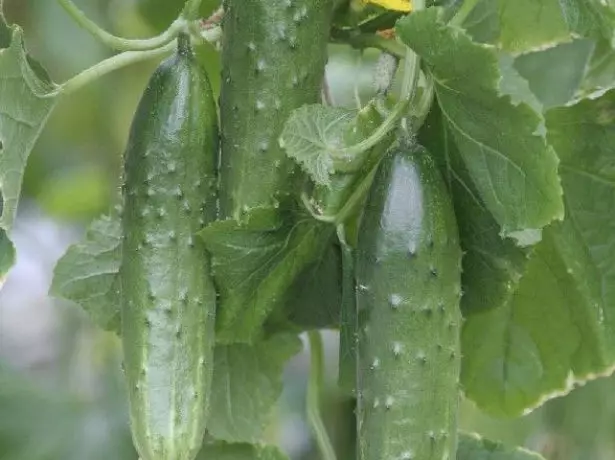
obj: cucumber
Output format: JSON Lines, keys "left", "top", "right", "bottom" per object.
{"left": 219, "top": 0, "right": 335, "bottom": 220}
{"left": 120, "top": 35, "right": 218, "bottom": 460}
{"left": 356, "top": 141, "right": 462, "bottom": 460}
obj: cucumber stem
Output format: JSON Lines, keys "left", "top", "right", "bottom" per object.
{"left": 56, "top": 0, "right": 185, "bottom": 51}
{"left": 48, "top": 41, "right": 176, "bottom": 98}
{"left": 307, "top": 331, "right": 337, "bottom": 460}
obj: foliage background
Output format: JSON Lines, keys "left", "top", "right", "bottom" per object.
{"left": 1, "top": 1, "right": 615, "bottom": 459}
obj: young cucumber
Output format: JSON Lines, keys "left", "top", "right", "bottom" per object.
{"left": 356, "top": 141, "right": 462, "bottom": 460}
{"left": 120, "top": 35, "right": 218, "bottom": 460}
{"left": 219, "top": 0, "right": 334, "bottom": 220}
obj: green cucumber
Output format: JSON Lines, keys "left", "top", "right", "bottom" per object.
{"left": 356, "top": 141, "right": 462, "bottom": 460}
{"left": 120, "top": 35, "right": 218, "bottom": 460}
{"left": 219, "top": 0, "right": 335, "bottom": 220}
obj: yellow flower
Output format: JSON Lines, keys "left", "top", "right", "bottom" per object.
{"left": 364, "top": 0, "right": 412, "bottom": 12}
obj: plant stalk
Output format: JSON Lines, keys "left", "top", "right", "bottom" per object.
{"left": 307, "top": 330, "right": 337, "bottom": 460}
{"left": 56, "top": 0, "right": 184, "bottom": 51}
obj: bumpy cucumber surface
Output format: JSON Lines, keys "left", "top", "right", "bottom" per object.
{"left": 356, "top": 141, "right": 462, "bottom": 460}
{"left": 219, "top": 0, "right": 334, "bottom": 220}
{"left": 120, "top": 36, "right": 218, "bottom": 460}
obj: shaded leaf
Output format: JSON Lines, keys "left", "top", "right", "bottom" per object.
{"left": 50, "top": 212, "right": 122, "bottom": 333}
{"left": 199, "top": 206, "right": 336, "bottom": 344}
{"left": 513, "top": 39, "right": 595, "bottom": 109}
{"left": 397, "top": 8, "right": 564, "bottom": 239}
{"left": 419, "top": 106, "right": 530, "bottom": 318}
{"left": 208, "top": 334, "right": 302, "bottom": 443}
{"left": 267, "top": 236, "right": 343, "bottom": 332}
{"left": 457, "top": 432, "right": 546, "bottom": 460}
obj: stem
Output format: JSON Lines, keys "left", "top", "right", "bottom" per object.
{"left": 182, "top": 0, "right": 204, "bottom": 20}
{"left": 331, "top": 0, "right": 425, "bottom": 169}
{"left": 57, "top": 0, "right": 184, "bottom": 51}
{"left": 48, "top": 41, "right": 176, "bottom": 98}
{"left": 332, "top": 98, "right": 408, "bottom": 171}
{"left": 408, "top": 71, "right": 435, "bottom": 132}
{"left": 449, "top": 0, "right": 481, "bottom": 27}
{"left": 333, "top": 164, "right": 379, "bottom": 225}
{"left": 307, "top": 331, "right": 337, "bottom": 460}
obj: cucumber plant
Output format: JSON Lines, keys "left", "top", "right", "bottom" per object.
{"left": 120, "top": 34, "right": 218, "bottom": 460}
{"left": 5, "top": 0, "right": 613, "bottom": 460}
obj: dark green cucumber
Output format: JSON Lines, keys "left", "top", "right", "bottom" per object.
{"left": 120, "top": 35, "right": 218, "bottom": 460}
{"left": 356, "top": 141, "right": 462, "bottom": 460}
{"left": 219, "top": 0, "right": 334, "bottom": 220}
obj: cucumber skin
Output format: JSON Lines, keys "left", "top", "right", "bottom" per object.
{"left": 356, "top": 142, "right": 462, "bottom": 460}
{"left": 120, "top": 43, "right": 218, "bottom": 460}
{"left": 219, "top": 0, "right": 334, "bottom": 220}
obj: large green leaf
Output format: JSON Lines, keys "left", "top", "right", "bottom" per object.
{"left": 50, "top": 211, "right": 122, "bottom": 333}
{"left": 546, "top": 89, "right": 615, "bottom": 375}
{"left": 463, "top": 0, "right": 613, "bottom": 52}
{"left": 457, "top": 432, "right": 546, "bottom": 460}
{"left": 460, "top": 88, "right": 615, "bottom": 417}
{"left": 0, "top": 11, "right": 57, "bottom": 284}
{"left": 199, "top": 206, "right": 336, "bottom": 344}
{"left": 208, "top": 334, "right": 302, "bottom": 443}
{"left": 397, "top": 8, "right": 564, "bottom": 240}
{"left": 197, "top": 442, "right": 289, "bottom": 460}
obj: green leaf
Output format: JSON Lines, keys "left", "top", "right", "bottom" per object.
{"left": 461, "top": 234, "right": 582, "bottom": 416}
{"left": 460, "top": 89, "right": 615, "bottom": 417}
{"left": 197, "top": 442, "right": 289, "bottom": 460}
{"left": 208, "top": 334, "right": 302, "bottom": 443}
{"left": 397, "top": 8, "right": 564, "bottom": 239}
{"left": 457, "top": 432, "right": 546, "bottom": 460}
{"left": 50, "top": 211, "right": 122, "bottom": 333}
{"left": 0, "top": 11, "right": 57, "bottom": 283}
{"left": 199, "top": 206, "right": 336, "bottom": 344}
{"left": 462, "top": 0, "right": 571, "bottom": 53}
{"left": 280, "top": 105, "right": 357, "bottom": 186}
{"left": 462, "top": 0, "right": 613, "bottom": 53}
{"left": 0, "top": 12, "right": 56, "bottom": 231}
{"left": 546, "top": 89, "right": 615, "bottom": 375}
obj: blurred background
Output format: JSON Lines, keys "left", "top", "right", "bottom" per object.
{"left": 1, "top": 1, "right": 615, "bottom": 459}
